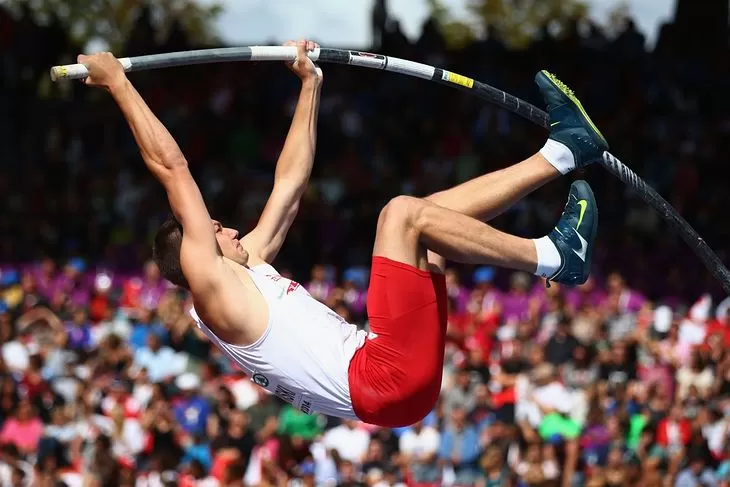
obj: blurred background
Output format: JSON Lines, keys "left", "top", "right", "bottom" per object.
{"left": 1, "top": 0, "right": 730, "bottom": 485}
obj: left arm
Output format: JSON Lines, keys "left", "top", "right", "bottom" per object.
{"left": 242, "top": 40, "right": 323, "bottom": 265}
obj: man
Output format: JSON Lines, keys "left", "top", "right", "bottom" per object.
{"left": 399, "top": 420, "right": 441, "bottom": 484}
{"left": 77, "top": 39, "right": 608, "bottom": 427}
{"left": 544, "top": 314, "right": 580, "bottom": 366}
{"left": 438, "top": 407, "right": 481, "bottom": 485}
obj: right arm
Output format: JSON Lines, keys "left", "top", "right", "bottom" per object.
{"left": 108, "top": 77, "right": 223, "bottom": 295}
{"left": 79, "top": 53, "right": 227, "bottom": 299}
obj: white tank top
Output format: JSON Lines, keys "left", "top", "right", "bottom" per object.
{"left": 189, "top": 263, "right": 367, "bottom": 419}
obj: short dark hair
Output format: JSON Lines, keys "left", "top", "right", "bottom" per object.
{"left": 153, "top": 216, "right": 189, "bottom": 289}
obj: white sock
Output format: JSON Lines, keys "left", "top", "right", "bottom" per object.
{"left": 540, "top": 139, "right": 576, "bottom": 175}
{"left": 533, "top": 236, "right": 562, "bottom": 279}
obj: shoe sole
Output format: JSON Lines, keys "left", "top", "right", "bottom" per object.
{"left": 540, "top": 70, "right": 609, "bottom": 150}
{"left": 571, "top": 180, "right": 598, "bottom": 284}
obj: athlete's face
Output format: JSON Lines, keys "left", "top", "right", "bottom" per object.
{"left": 212, "top": 220, "right": 249, "bottom": 266}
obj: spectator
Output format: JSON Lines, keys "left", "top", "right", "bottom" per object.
{"left": 132, "top": 333, "right": 178, "bottom": 383}
{"left": 445, "top": 268, "right": 470, "bottom": 315}
{"left": 444, "top": 367, "right": 477, "bottom": 416}
{"left": 41, "top": 405, "right": 77, "bottom": 463}
{"left": 246, "top": 386, "right": 280, "bottom": 433}
{"left": 581, "top": 402, "right": 612, "bottom": 467}
{"left": 323, "top": 419, "right": 370, "bottom": 464}
{"left": 399, "top": 419, "right": 441, "bottom": 484}
{"left": 599, "top": 340, "right": 637, "bottom": 388}
{"left": 0, "top": 445, "right": 31, "bottom": 486}
{"left": 361, "top": 438, "right": 388, "bottom": 481}
{"left": 544, "top": 314, "right": 580, "bottom": 366}
{"left": 336, "top": 459, "right": 365, "bottom": 486}
{"left": 173, "top": 372, "right": 210, "bottom": 437}
{"left": 517, "top": 363, "right": 573, "bottom": 429}
{"left": 657, "top": 405, "right": 692, "bottom": 453}
{"left": 310, "top": 436, "right": 338, "bottom": 485}
{"left": 439, "top": 407, "right": 480, "bottom": 485}
{"left": 83, "top": 434, "right": 121, "bottom": 486}
{"left": 140, "top": 396, "right": 183, "bottom": 470}
{"left": 19, "top": 354, "right": 47, "bottom": 401}
{"left": 105, "top": 404, "right": 145, "bottom": 466}
{"left": 1, "top": 6, "right": 730, "bottom": 485}
{"left": 562, "top": 344, "right": 599, "bottom": 390}
{"left": 675, "top": 455, "right": 717, "bottom": 487}
{"left": 0, "top": 398, "right": 43, "bottom": 456}
{"left": 479, "top": 444, "right": 510, "bottom": 487}
{"left": 64, "top": 307, "right": 93, "bottom": 354}
{"left": 306, "top": 264, "right": 334, "bottom": 303}
{"left": 513, "top": 441, "right": 559, "bottom": 486}
{"left": 278, "top": 404, "right": 322, "bottom": 442}
{"left": 677, "top": 350, "right": 715, "bottom": 400}
{"left": 211, "top": 409, "right": 256, "bottom": 473}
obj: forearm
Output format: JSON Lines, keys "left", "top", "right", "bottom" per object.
{"left": 274, "top": 79, "right": 321, "bottom": 186}
{"left": 110, "top": 78, "right": 187, "bottom": 178}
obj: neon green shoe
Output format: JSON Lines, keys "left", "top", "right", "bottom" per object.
{"left": 546, "top": 180, "right": 598, "bottom": 287}
{"left": 536, "top": 70, "right": 609, "bottom": 167}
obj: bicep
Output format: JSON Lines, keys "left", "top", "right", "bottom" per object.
{"left": 162, "top": 167, "right": 225, "bottom": 291}
{"left": 179, "top": 236, "right": 227, "bottom": 298}
{"left": 165, "top": 167, "right": 218, "bottom": 256}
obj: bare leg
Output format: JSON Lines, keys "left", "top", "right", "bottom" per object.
{"left": 423, "top": 153, "right": 558, "bottom": 272}
{"left": 373, "top": 196, "right": 537, "bottom": 273}
{"left": 425, "top": 154, "right": 558, "bottom": 221}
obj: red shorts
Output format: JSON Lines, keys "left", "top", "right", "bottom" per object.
{"left": 348, "top": 256, "right": 447, "bottom": 427}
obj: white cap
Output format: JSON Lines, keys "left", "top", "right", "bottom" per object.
{"left": 175, "top": 372, "right": 201, "bottom": 391}
{"left": 2, "top": 341, "right": 29, "bottom": 371}
{"left": 654, "top": 305, "right": 673, "bottom": 333}
{"left": 690, "top": 294, "right": 712, "bottom": 323}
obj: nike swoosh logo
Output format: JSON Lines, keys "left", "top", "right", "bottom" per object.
{"left": 576, "top": 200, "right": 588, "bottom": 229}
{"left": 572, "top": 229, "right": 588, "bottom": 262}
{"left": 551, "top": 122, "right": 560, "bottom": 127}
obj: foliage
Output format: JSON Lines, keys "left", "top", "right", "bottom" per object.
{"left": 603, "top": 0, "right": 632, "bottom": 38}
{"left": 3, "top": 0, "right": 224, "bottom": 52}
{"left": 425, "top": 0, "right": 476, "bottom": 49}
{"left": 428, "top": 0, "right": 590, "bottom": 49}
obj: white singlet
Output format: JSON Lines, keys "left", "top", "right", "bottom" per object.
{"left": 189, "top": 263, "right": 367, "bottom": 419}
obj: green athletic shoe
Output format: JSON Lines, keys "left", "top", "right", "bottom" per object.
{"left": 546, "top": 180, "right": 598, "bottom": 287}
{"left": 535, "top": 70, "right": 609, "bottom": 167}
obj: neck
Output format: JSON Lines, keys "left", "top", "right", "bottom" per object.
{"left": 223, "top": 258, "right": 250, "bottom": 278}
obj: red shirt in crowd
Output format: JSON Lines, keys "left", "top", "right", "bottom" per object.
{"left": 705, "top": 319, "right": 730, "bottom": 348}
{"left": 656, "top": 418, "right": 691, "bottom": 448}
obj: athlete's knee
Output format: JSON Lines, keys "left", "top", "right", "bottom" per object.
{"left": 378, "top": 195, "right": 425, "bottom": 232}
{"left": 424, "top": 190, "right": 445, "bottom": 204}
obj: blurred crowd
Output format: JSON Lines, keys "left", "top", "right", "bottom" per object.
{"left": 2, "top": 1, "right": 730, "bottom": 486}
{"left": 5, "top": 257, "right": 730, "bottom": 487}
